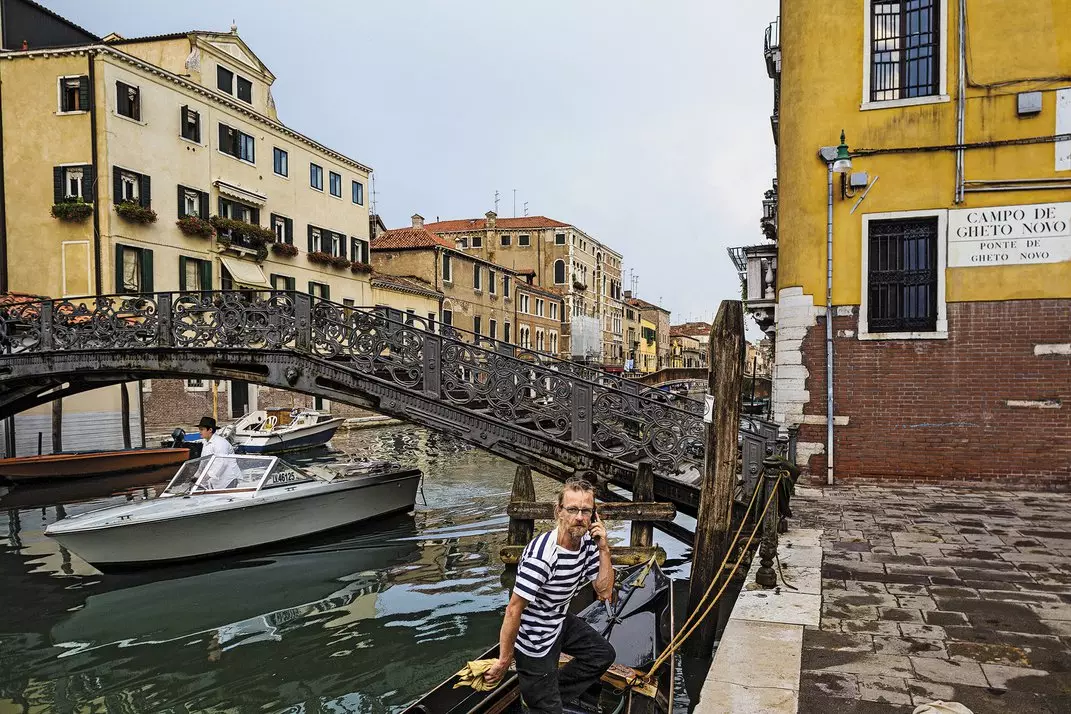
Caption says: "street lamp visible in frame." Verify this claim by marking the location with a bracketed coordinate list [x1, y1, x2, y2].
[816, 129, 852, 487]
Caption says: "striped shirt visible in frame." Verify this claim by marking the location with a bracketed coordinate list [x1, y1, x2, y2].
[513, 528, 601, 657]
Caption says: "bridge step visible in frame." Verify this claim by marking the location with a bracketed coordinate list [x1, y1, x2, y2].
[499, 545, 665, 567]
[506, 501, 676, 521]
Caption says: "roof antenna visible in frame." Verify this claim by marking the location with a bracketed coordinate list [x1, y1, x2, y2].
[494, 190, 500, 214]
[523, 201, 529, 217]
[513, 189, 517, 218]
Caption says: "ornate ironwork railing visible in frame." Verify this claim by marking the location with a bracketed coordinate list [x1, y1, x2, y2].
[0, 291, 705, 473]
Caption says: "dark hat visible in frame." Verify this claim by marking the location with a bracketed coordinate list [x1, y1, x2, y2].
[197, 416, 218, 430]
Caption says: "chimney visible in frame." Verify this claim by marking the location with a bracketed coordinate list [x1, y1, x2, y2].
[411, 214, 424, 229]
[623, 290, 632, 299]
[485, 211, 497, 229]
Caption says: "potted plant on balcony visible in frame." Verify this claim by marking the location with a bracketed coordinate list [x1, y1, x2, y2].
[115, 201, 157, 224]
[350, 261, 372, 275]
[572, 280, 587, 291]
[271, 242, 299, 257]
[306, 251, 333, 266]
[51, 198, 94, 222]
[176, 215, 215, 238]
[329, 254, 351, 269]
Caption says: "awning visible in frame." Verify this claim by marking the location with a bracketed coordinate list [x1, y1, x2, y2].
[214, 180, 267, 205]
[219, 256, 269, 287]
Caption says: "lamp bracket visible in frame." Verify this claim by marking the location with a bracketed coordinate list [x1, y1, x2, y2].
[818, 146, 838, 162]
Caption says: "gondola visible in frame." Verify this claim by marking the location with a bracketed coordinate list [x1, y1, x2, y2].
[403, 560, 675, 714]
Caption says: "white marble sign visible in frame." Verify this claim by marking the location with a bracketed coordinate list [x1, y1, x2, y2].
[948, 201, 1071, 267]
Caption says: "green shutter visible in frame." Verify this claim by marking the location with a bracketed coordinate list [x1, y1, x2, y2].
[139, 173, 151, 208]
[178, 256, 187, 291]
[285, 217, 293, 244]
[53, 167, 64, 204]
[308, 281, 315, 296]
[140, 249, 153, 293]
[81, 164, 94, 203]
[307, 225, 314, 252]
[323, 283, 330, 301]
[113, 167, 122, 205]
[177, 184, 186, 218]
[199, 190, 209, 219]
[250, 207, 260, 225]
[78, 76, 90, 110]
[200, 258, 212, 291]
[115, 245, 125, 293]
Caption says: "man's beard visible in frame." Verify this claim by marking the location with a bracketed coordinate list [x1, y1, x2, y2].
[565, 523, 587, 538]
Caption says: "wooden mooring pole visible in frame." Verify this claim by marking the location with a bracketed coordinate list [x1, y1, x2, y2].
[630, 462, 654, 549]
[507, 464, 536, 549]
[51, 397, 62, 453]
[684, 300, 744, 658]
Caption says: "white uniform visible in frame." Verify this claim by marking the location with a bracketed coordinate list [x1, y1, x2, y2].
[198, 432, 238, 490]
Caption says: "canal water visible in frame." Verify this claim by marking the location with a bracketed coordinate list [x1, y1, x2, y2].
[0, 425, 697, 714]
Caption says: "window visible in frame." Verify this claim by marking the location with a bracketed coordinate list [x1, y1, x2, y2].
[473, 264, 482, 291]
[270, 274, 295, 291]
[550, 331, 558, 354]
[442, 309, 453, 326]
[217, 65, 234, 94]
[503, 322, 511, 343]
[179, 256, 211, 291]
[308, 226, 322, 253]
[327, 231, 340, 256]
[53, 165, 93, 202]
[550, 303, 558, 320]
[868, 0, 941, 103]
[555, 233, 566, 245]
[865, 215, 940, 333]
[219, 123, 255, 163]
[236, 76, 252, 104]
[329, 171, 342, 198]
[274, 147, 288, 177]
[352, 180, 364, 205]
[177, 185, 208, 218]
[520, 326, 531, 349]
[519, 294, 530, 314]
[472, 235, 483, 248]
[553, 259, 566, 284]
[310, 163, 324, 190]
[489, 269, 497, 294]
[219, 197, 256, 224]
[518, 234, 530, 246]
[185, 378, 209, 391]
[350, 237, 369, 263]
[271, 214, 294, 244]
[115, 244, 153, 293]
[59, 76, 89, 112]
[501, 234, 511, 246]
[489, 319, 497, 340]
[458, 237, 469, 248]
[180, 105, 201, 142]
[116, 81, 140, 120]
[308, 281, 330, 300]
[535, 329, 545, 351]
[113, 167, 150, 206]
[442, 253, 452, 282]
[473, 316, 482, 336]
[405, 309, 416, 326]
[535, 298, 545, 317]
[503, 275, 511, 299]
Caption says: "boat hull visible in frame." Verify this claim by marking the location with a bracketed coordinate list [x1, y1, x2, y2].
[233, 419, 343, 454]
[47, 470, 420, 568]
[0, 448, 189, 482]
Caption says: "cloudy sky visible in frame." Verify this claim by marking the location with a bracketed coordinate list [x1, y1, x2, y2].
[52, 0, 778, 331]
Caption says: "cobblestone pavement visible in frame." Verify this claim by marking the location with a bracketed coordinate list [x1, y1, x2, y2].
[790, 484, 1071, 714]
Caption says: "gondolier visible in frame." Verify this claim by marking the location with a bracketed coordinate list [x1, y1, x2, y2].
[484, 477, 616, 713]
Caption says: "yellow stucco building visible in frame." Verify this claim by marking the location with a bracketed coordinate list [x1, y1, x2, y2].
[736, 1, 1071, 484]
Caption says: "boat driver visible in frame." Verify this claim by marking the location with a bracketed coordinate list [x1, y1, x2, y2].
[484, 477, 616, 713]
[193, 416, 238, 490]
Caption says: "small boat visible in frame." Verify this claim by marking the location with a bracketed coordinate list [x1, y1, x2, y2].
[45, 454, 421, 569]
[0, 447, 189, 483]
[227, 408, 344, 454]
[403, 561, 675, 714]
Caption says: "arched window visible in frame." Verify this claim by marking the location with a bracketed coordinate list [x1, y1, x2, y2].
[553, 259, 566, 284]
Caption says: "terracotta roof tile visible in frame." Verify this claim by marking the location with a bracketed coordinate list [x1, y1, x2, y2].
[672, 321, 712, 336]
[625, 297, 670, 313]
[371, 227, 454, 251]
[424, 216, 571, 233]
[370, 274, 442, 298]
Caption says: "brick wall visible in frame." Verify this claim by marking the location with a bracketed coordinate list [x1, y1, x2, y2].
[797, 299, 1070, 486]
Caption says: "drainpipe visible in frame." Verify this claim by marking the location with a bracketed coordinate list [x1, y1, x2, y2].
[954, 0, 967, 203]
[89, 50, 102, 293]
[825, 161, 835, 486]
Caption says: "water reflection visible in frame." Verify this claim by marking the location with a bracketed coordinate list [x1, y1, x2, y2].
[0, 424, 690, 713]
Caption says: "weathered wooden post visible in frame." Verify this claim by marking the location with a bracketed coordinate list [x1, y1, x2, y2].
[630, 461, 654, 549]
[51, 398, 62, 453]
[120, 382, 132, 450]
[507, 464, 536, 548]
[684, 300, 743, 657]
[755, 457, 781, 587]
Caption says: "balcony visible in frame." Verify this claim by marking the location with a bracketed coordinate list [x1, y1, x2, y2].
[760, 178, 778, 242]
[728, 244, 777, 334]
[764, 18, 780, 79]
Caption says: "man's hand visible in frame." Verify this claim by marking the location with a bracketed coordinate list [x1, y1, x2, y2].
[484, 656, 511, 685]
[589, 519, 608, 549]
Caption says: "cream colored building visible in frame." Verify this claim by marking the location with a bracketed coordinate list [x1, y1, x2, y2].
[0, 3, 378, 447]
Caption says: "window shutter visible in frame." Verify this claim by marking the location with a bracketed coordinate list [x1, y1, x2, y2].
[219, 124, 229, 155]
[307, 225, 314, 252]
[53, 167, 64, 204]
[200, 258, 212, 291]
[323, 284, 330, 301]
[199, 190, 209, 219]
[285, 217, 293, 244]
[139, 174, 151, 208]
[112, 166, 122, 205]
[193, 112, 201, 143]
[177, 184, 186, 218]
[140, 249, 154, 292]
[250, 208, 260, 226]
[114, 245, 124, 293]
[180, 105, 189, 137]
[78, 76, 91, 110]
[81, 164, 94, 203]
[178, 256, 187, 291]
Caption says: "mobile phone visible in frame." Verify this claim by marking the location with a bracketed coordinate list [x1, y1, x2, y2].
[591, 507, 601, 539]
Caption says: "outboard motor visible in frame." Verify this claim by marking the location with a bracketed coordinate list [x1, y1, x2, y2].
[169, 427, 186, 448]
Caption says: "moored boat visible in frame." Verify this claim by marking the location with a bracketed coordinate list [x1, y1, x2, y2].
[45, 454, 421, 569]
[228, 408, 344, 454]
[0, 447, 189, 483]
[402, 560, 675, 714]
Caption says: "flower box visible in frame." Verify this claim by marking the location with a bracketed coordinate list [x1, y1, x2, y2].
[176, 216, 215, 238]
[307, 251, 333, 266]
[209, 215, 275, 245]
[51, 200, 93, 222]
[271, 242, 299, 257]
[330, 254, 352, 268]
[350, 261, 373, 274]
[115, 201, 157, 224]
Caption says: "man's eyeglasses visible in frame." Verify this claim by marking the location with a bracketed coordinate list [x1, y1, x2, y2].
[563, 507, 594, 517]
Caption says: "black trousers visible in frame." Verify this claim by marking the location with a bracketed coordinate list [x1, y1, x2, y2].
[515, 614, 616, 714]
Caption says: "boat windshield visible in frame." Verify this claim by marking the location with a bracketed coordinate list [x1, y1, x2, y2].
[163, 456, 319, 495]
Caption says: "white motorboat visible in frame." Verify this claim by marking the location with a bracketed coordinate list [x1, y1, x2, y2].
[45, 455, 421, 569]
[228, 408, 345, 454]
